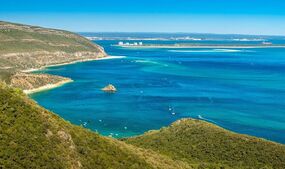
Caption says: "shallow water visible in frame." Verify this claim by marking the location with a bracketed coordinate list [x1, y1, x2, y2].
[31, 39, 285, 143]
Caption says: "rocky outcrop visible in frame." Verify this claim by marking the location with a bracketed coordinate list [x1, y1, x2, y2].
[102, 84, 117, 92]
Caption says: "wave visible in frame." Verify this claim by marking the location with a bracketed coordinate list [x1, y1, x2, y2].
[169, 49, 241, 53]
[98, 55, 126, 60]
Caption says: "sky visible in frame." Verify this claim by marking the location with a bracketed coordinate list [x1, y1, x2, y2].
[0, 0, 285, 35]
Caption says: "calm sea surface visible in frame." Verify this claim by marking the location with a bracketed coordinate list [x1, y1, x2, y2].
[31, 35, 285, 143]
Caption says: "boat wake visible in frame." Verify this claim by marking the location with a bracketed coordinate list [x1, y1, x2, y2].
[198, 115, 217, 124]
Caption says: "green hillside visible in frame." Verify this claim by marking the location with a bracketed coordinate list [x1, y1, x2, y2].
[124, 119, 285, 169]
[1, 81, 285, 168]
[0, 82, 194, 169]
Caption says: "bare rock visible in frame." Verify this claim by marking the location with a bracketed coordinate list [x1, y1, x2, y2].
[101, 84, 117, 92]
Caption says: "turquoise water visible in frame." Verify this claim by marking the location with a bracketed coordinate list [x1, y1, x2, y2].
[31, 38, 285, 143]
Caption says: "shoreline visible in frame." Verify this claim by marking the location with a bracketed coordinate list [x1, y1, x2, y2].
[22, 55, 126, 73]
[116, 45, 285, 49]
[22, 55, 126, 94]
[24, 79, 73, 94]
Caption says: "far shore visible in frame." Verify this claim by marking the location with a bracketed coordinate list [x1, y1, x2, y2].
[24, 79, 73, 94]
[22, 55, 126, 73]
[115, 44, 285, 49]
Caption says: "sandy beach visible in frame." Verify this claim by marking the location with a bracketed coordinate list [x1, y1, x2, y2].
[22, 55, 126, 94]
[24, 79, 73, 94]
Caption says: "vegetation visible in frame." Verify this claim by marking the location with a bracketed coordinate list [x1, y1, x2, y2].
[10, 73, 71, 91]
[1, 20, 285, 168]
[0, 82, 194, 169]
[0, 21, 106, 83]
[1, 81, 285, 168]
[0, 20, 106, 90]
[0, 21, 102, 55]
[124, 119, 285, 169]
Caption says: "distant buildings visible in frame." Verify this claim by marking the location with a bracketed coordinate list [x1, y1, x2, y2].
[118, 41, 143, 46]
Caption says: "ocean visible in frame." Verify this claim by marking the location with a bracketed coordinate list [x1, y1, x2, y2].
[31, 33, 285, 143]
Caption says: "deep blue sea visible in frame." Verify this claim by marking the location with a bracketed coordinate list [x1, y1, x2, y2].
[31, 33, 285, 143]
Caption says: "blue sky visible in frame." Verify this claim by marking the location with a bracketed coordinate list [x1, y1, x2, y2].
[1, 0, 285, 35]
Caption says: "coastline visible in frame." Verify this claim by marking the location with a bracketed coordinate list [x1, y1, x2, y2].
[22, 55, 125, 73]
[24, 79, 73, 94]
[116, 45, 285, 49]
[22, 55, 126, 94]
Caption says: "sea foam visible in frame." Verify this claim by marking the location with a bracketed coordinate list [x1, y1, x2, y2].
[98, 55, 126, 60]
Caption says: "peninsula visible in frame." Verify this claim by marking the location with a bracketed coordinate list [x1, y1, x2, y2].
[0, 21, 106, 93]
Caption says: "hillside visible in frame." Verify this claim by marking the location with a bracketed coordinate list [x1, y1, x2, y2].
[0, 82, 194, 169]
[0, 21, 106, 70]
[0, 21, 106, 90]
[124, 119, 285, 169]
[10, 73, 73, 94]
[1, 82, 285, 168]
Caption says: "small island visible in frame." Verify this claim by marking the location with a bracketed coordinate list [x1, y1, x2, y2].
[102, 84, 117, 92]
